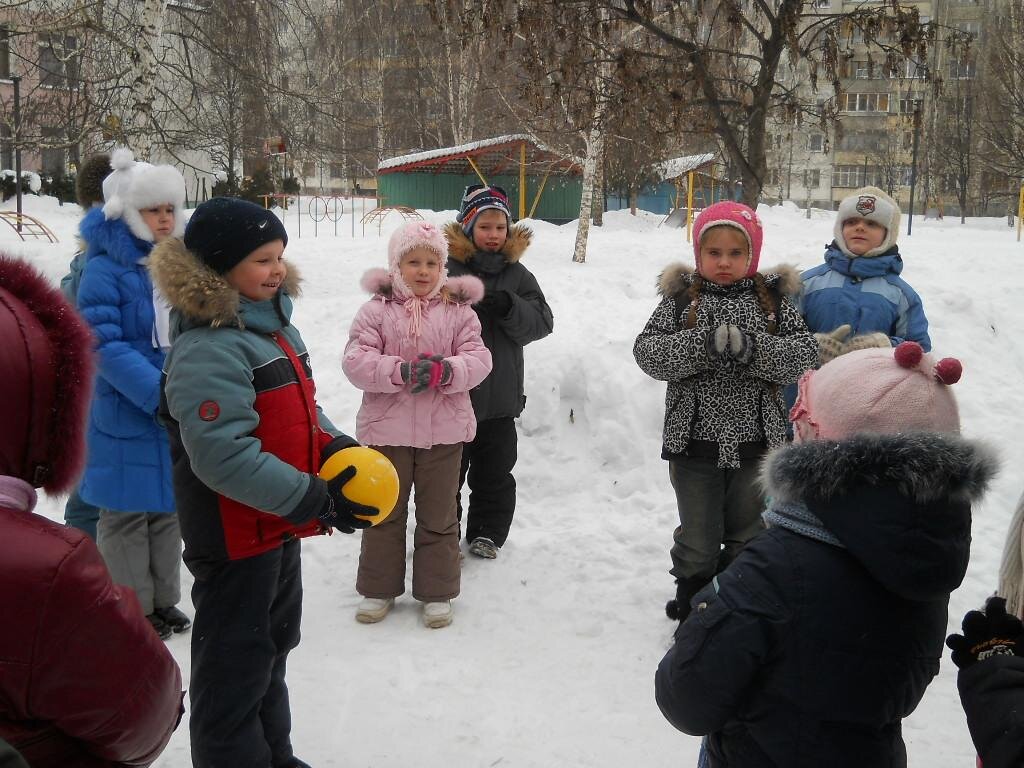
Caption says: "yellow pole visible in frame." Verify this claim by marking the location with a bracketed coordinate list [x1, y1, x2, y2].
[686, 170, 695, 242]
[1018, 183, 1024, 242]
[466, 156, 488, 186]
[710, 164, 715, 203]
[528, 170, 551, 219]
[519, 142, 527, 220]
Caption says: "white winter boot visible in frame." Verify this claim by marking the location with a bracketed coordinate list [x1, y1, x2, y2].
[422, 600, 453, 629]
[355, 597, 394, 624]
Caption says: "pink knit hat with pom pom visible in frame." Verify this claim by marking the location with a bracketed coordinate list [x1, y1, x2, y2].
[692, 201, 764, 277]
[790, 341, 962, 441]
[386, 220, 448, 299]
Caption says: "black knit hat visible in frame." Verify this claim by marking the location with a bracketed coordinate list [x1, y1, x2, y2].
[75, 152, 111, 209]
[184, 197, 288, 275]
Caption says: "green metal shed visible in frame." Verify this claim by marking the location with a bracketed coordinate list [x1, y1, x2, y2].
[377, 134, 582, 224]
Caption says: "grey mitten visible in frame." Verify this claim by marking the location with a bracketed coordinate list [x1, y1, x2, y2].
[706, 324, 731, 359]
[409, 353, 452, 394]
[726, 324, 755, 364]
[813, 324, 852, 365]
[840, 331, 891, 355]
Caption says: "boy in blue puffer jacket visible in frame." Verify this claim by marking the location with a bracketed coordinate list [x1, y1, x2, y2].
[797, 186, 931, 362]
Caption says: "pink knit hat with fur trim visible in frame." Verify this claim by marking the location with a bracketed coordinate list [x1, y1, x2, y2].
[386, 221, 448, 300]
[693, 201, 763, 277]
[790, 341, 962, 441]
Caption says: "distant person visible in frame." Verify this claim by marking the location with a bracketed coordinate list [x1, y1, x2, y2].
[0, 254, 183, 767]
[76, 147, 190, 640]
[444, 185, 553, 559]
[152, 197, 372, 767]
[343, 220, 492, 627]
[59, 151, 113, 540]
[633, 201, 817, 619]
[656, 341, 996, 766]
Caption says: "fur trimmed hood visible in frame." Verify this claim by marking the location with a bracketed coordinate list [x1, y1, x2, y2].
[762, 433, 998, 600]
[148, 236, 301, 328]
[444, 221, 532, 265]
[359, 268, 484, 305]
[657, 262, 802, 298]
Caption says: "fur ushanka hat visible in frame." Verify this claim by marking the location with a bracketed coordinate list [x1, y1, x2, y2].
[102, 147, 186, 242]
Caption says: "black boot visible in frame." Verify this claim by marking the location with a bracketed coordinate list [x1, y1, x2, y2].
[665, 576, 710, 622]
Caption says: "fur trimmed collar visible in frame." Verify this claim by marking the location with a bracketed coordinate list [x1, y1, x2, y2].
[657, 262, 802, 298]
[444, 221, 532, 265]
[761, 433, 997, 507]
[148, 236, 301, 328]
[358, 268, 484, 305]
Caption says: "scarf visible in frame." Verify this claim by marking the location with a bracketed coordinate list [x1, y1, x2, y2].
[0, 475, 37, 513]
[762, 500, 844, 548]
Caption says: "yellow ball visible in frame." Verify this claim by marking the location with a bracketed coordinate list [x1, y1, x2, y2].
[319, 446, 400, 526]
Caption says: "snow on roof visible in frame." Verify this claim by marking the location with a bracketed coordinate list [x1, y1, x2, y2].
[658, 153, 717, 180]
[379, 134, 567, 172]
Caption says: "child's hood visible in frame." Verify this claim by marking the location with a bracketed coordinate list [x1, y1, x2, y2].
[148, 236, 301, 328]
[761, 432, 997, 601]
[359, 268, 484, 305]
[79, 206, 151, 267]
[444, 221, 532, 265]
[656, 262, 802, 299]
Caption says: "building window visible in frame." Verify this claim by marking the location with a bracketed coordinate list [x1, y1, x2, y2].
[958, 21, 981, 39]
[305, 73, 316, 88]
[853, 61, 879, 79]
[306, 103, 316, 121]
[329, 162, 343, 178]
[38, 36, 78, 88]
[949, 59, 975, 79]
[803, 169, 821, 188]
[301, 161, 315, 177]
[281, 75, 289, 91]
[832, 164, 872, 187]
[0, 123, 11, 169]
[766, 168, 781, 187]
[280, 104, 290, 120]
[40, 127, 64, 175]
[903, 59, 926, 79]
[809, 134, 825, 152]
[0, 26, 10, 79]
[841, 92, 890, 112]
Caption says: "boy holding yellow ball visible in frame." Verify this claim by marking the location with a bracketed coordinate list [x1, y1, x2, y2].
[151, 197, 373, 768]
[343, 220, 492, 628]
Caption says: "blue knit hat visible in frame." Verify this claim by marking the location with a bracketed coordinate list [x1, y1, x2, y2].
[456, 184, 511, 235]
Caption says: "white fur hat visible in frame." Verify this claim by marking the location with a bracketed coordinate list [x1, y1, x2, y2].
[102, 147, 186, 242]
[833, 186, 901, 258]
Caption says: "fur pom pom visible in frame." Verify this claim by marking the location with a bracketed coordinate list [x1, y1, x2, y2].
[894, 341, 923, 368]
[446, 275, 485, 304]
[360, 267, 392, 296]
[110, 146, 135, 170]
[934, 357, 963, 385]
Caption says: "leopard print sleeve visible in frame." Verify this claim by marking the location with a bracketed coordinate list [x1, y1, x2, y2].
[633, 295, 715, 382]
[743, 295, 818, 385]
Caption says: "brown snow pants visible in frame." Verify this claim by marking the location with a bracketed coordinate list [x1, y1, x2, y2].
[355, 442, 462, 602]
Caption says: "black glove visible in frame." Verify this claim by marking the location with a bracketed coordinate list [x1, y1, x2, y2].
[478, 289, 513, 316]
[317, 466, 375, 534]
[946, 596, 1024, 669]
[321, 434, 358, 464]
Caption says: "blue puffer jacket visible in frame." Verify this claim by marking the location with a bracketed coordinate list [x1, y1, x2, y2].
[796, 243, 931, 350]
[76, 207, 175, 513]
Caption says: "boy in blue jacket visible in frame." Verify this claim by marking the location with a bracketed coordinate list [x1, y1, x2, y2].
[797, 186, 931, 362]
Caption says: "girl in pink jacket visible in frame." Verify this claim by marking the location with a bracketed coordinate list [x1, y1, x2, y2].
[343, 221, 492, 628]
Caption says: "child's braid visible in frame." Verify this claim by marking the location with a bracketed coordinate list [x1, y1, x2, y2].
[684, 274, 704, 330]
[752, 273, 778, 334]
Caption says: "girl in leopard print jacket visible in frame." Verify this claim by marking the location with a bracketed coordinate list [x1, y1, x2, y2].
[633, 201, 817, 621]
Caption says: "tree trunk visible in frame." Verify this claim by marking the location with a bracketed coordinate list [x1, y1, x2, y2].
[573, 125, 603, 263]
[629, 183, 639, 216]
[127, 0, 169, 159]
[593, 138, 605, 226]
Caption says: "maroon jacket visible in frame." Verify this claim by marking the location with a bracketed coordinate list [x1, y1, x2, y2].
[0, 504, 183, 767]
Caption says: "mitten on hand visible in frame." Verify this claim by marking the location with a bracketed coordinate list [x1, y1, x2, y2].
[317, 466, 375, 534]
[813, 324, 852, 365]
[946, 596, 1024, 669]
[705, 324, 730, 360]
[840, 331, 891, 356]
[409, 353, 453, 394]
[726, 324, 755, 364]
[321, 434, 358, 464]
[400, 361, 412, 384]
[479, 289, 513, 316]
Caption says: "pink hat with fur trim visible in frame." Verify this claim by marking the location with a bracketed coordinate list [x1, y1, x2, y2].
[386, 221, 448, 300]
[692, 201, 763, 277]
[790, 341, 962, 441]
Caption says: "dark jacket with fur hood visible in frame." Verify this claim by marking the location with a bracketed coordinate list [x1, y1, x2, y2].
[634, 264, 817, 468]
[149, 238, 351, 578]
[444, 222, 553, 420]
[656, 433, 998, 768]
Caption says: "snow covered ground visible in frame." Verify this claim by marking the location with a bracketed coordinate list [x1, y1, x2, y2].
[5, 194, 1023, 767]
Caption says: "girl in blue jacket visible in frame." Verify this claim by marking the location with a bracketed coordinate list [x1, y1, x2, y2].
[76, 148, 189, 640]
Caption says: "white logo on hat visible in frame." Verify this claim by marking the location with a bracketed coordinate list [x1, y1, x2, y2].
[258, 220, 268, 229]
